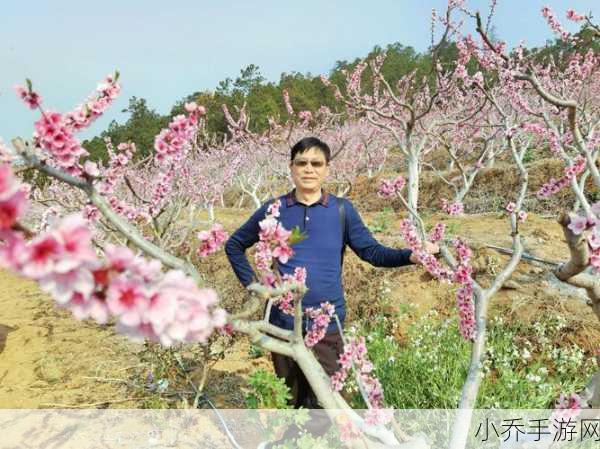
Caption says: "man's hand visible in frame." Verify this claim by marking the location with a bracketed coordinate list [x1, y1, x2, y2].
[409, 241, 440, 264]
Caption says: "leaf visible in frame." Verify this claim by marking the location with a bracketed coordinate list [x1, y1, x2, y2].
[288, 226, 307, 245]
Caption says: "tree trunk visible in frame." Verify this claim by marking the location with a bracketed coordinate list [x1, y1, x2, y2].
[406, 152, 420, 215]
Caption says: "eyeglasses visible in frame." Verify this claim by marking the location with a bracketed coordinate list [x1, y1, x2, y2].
[292, 159, 327, 168]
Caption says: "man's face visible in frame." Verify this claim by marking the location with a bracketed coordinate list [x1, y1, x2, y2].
[290, 147, 329, 192]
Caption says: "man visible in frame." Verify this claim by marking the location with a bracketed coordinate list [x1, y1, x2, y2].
[225, 136, 438, 409]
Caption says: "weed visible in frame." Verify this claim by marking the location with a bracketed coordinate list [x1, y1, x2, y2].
[355, 312, 595, 409]
[245, 368, 292, 409]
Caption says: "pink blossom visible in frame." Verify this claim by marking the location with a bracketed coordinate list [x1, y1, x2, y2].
[39, 267, 95, 305]
[106, 277, 148, 326]
[454, 265, 472, 284]
[267, 200, 281, 218]
[456, 284, 475, 340]
[0, 188, 27, 230]
[54, 214, 96, 269]
[551, 392, 582, 426]
[517, 210, 527, 223]
[587, 229, 600, 250]
[83, 161, 100, 177]
[21, 233, 63, 278]
[378, 176, 405, 199]
[105, 244, 135, 271]
[33, 111, 87, 169]
[365, 408, 394, 426]
[566, 9, 585, 22]
[304, 302, 334, 347]
[14, 84, 42, 109]
[298, 110, 312, 123]
[282, 90, 294, 116]
[0, 164, 19, 201]
[293, 267, 307, 283]
[448, 202, 464, 216]
[429, 223, 446, 243]
[337, 418, 363, 443]
[197, 223, 229, 257]
[0, 231, 27, 271]
[567, 215, 588, 235]
[441, 199, 464, 215]
[272, 243, 293, 264]
[69, 293, 109, 324]
[131, 258, 162, 283]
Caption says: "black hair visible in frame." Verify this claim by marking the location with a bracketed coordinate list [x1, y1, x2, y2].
[290, 137, 331, 163]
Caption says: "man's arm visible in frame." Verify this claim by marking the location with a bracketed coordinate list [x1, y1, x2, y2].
[344, 199, 414, 267]
[225, 203, 269, 287]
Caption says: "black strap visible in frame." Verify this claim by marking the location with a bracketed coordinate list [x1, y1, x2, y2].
[338, 198, 347, 266]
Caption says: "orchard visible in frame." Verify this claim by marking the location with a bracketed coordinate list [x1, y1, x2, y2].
[0, 1, 599, 448]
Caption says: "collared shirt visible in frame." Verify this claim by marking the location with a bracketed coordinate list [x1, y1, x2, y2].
[225, 190, 413, 332]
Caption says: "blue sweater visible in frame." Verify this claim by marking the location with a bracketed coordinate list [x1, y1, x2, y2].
[224, 190, 413, 332]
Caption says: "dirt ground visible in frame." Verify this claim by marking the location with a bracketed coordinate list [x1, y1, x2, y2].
[0, 208, 598, 409]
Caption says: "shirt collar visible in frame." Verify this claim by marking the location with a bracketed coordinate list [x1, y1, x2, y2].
[285, 189, 330, 207]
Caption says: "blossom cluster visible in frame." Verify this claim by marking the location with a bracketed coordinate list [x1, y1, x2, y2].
[440, 198, 464, 216]
[304, 302, 334, 347]
[197, 223, 229, 257]
[64, 74, 121, 131]
[0, 164, 28, 229]
[154, 102, 203, 165]
[266, 267, 307, 315]
[541, 6, 573, 42]
[378, 176, 405, 199]
[505, 202, 528, 223]
[0, 163, 226, 347]
[92, 140, 147, 222]
[401, 219, 475, 339]
[255, 200, 293, 270]
[453, 238, 476, 340]
[16, 74, 121, 173]
[337, 416, 363, 443]
[400, 219, 453, 281]
[252, 201, 308, 315]
[566, 205, 600, 273]
[32, 111, 89, 172]
[551, 392, 582, 429]
[565, 9, 585, 22]
[330, 336, 392, 427]
[14, 84, 42, 109]
[428, 223, 446, 243]
[537, 156, 586, 199]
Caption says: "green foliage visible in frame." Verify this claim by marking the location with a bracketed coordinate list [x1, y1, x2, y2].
[444, 222, 459, 236]
[522, 148, 535, 164]
[248, 344, 265, 359]
[245, 368, 292, 409]
[289, 226, 308, 245]
[357, 311, 595, 409]
[368, 207, 395, 233]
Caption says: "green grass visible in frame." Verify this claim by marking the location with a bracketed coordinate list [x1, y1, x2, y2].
[353, 312, 595, 409]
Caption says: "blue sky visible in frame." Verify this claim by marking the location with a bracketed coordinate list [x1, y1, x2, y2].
[1, 0, 596, 141]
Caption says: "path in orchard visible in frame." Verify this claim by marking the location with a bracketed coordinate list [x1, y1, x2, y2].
[0, 269, 140, 408]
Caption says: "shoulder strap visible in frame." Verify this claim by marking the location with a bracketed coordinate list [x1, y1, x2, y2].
[338, 198, 347, 266]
